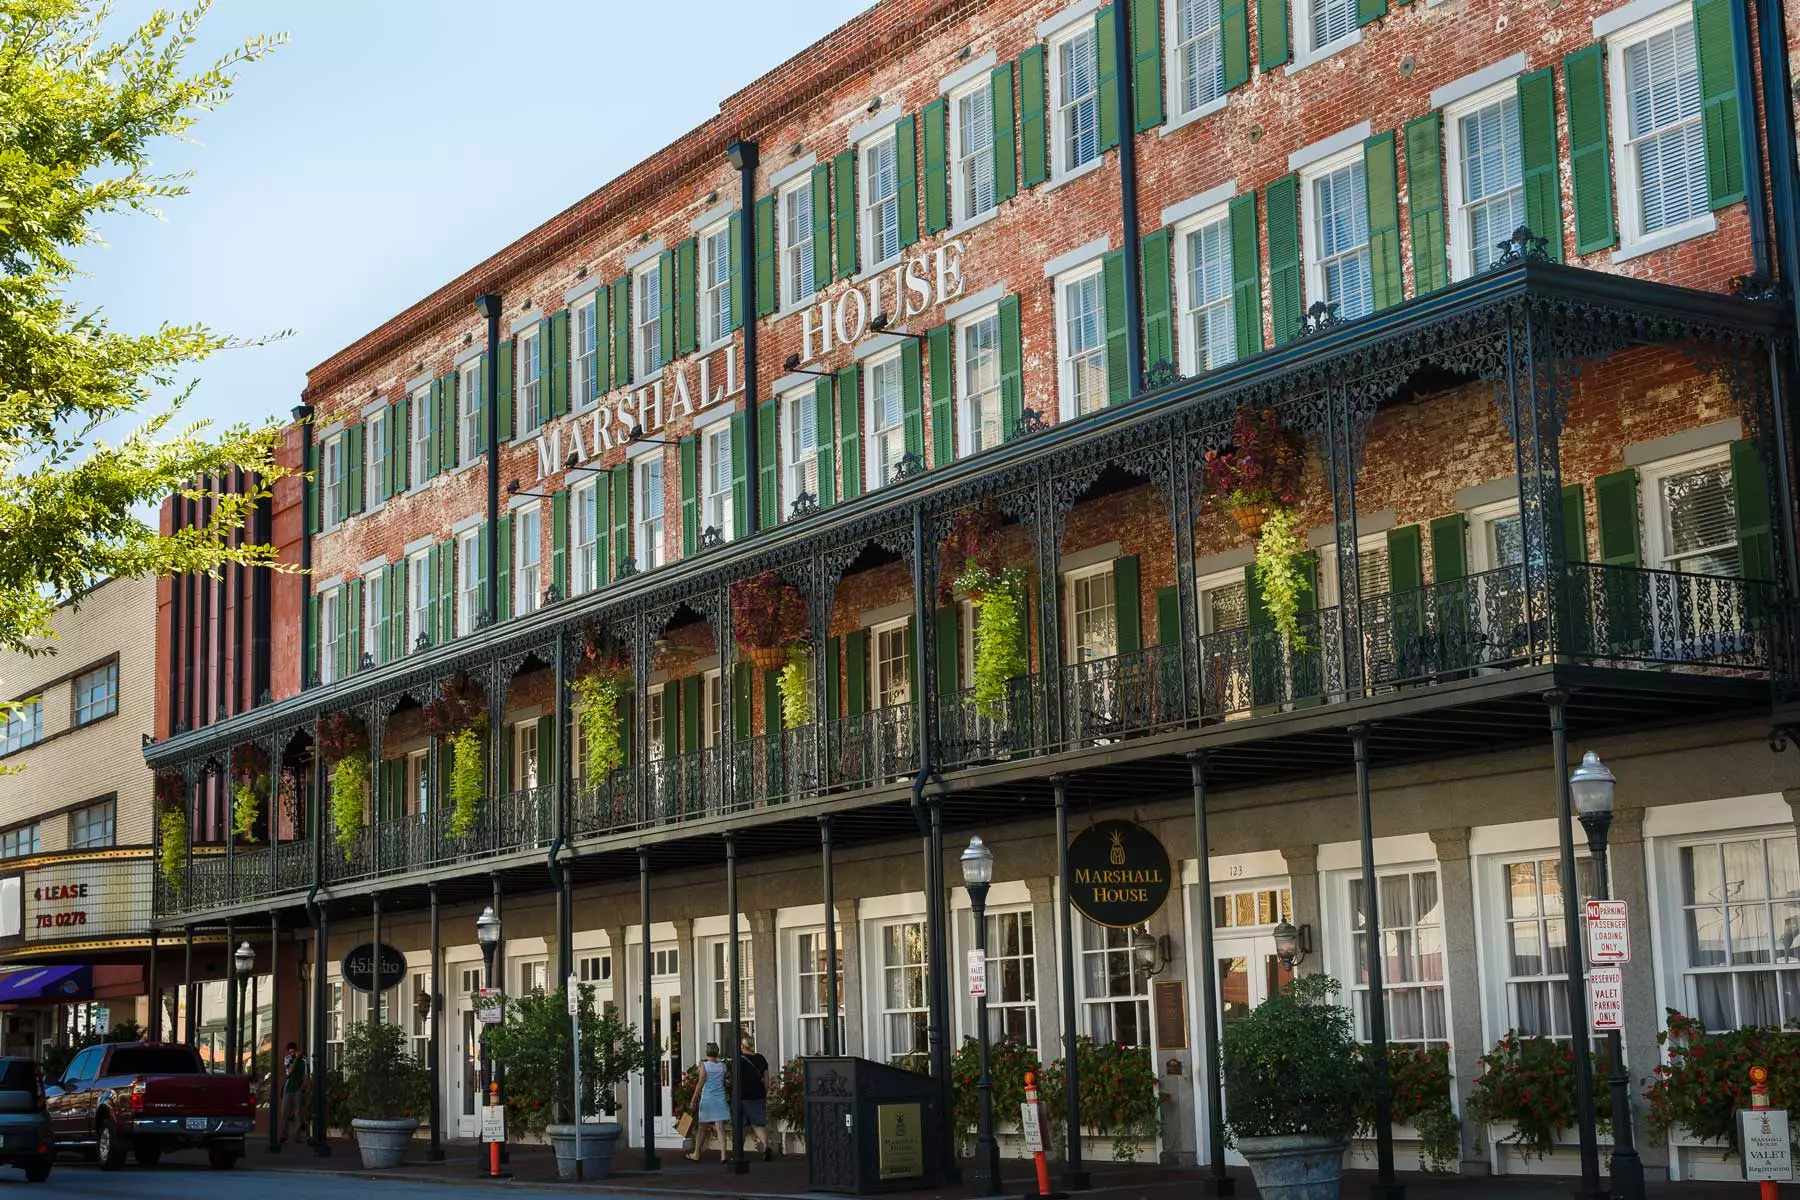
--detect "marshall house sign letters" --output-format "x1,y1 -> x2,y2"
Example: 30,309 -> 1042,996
1067,818 -> 1172,929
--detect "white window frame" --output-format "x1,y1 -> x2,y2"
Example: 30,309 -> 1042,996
410,383 -> 432,487
1443,80 -> 1528,281
456,531 -> 481,637
783,387 -> 819,515
869,616 -> 913,709
634,261 -> 664,380
1657,826 -> 1800,1032
703,424 -> 734,542
364,411 -> 386,513
636,454 -> 666,571
514,503 -> 542,617
949,79 -> 998,229
1,702 -> 39,756
1076,916 -> 1154,1047
362,568 -> 385,664
1291,0 -> 1362,69
512,718 -> 539,793
319,587 -> 342,685
458,360 -> 483,463
1063,561 -> 1118,663
704,935 -> 755,1049
1172,204 -> 1237,376
1607,7 -> 1717,262
572,480 -> 601,596
971,905 -> 1039,1050
72,662 -> 118,727
1165,0 -> 1229,129
1478,849 -> 1600,1040
1639,444 -> 1736,575
777,179 -> 817,312
572,295 -> 601,412
516,325 -> 543,437
1196,566 -> 1250,636
863,349 -> 908,490
1318,531 -> 1392,608
1048,23 -> 1104,182
1334,864 -> 1450,1048
700,221 -> 734,351
788,927 -> 845,1057
405,748 -> 429,819
1301,145 -> 1374,323
1054,263 -> 1108,421
956,305 -> 1004,459
702,668 -> 723,749
320,433 -> 344,529
408,550 -> 432,650
859,129 -> 903,273
877,918 -> 930,1060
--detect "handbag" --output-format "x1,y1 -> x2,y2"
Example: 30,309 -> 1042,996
676,1112 -> 694,1137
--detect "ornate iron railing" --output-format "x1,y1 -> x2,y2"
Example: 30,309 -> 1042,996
824,704 -> 916,790
937,676 -> 1037,768
1065,643 -> 1190,745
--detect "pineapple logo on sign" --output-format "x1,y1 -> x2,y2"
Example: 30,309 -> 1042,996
1109,830 -> 1126,866
1067,819 -> 1172,929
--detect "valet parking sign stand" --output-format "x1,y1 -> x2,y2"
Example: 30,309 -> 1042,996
1741,1065 -> 1794,1196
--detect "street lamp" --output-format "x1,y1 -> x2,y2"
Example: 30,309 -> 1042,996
475,906 -> 504,1178
233,942 -> 254,1077
1571,750 -> 1644,1200
960,836 -> 1001,1196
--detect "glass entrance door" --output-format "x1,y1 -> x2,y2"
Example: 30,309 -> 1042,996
629,946 -> 684,1149
449,966 -> 482,1139
1213,933 -> 1292,1165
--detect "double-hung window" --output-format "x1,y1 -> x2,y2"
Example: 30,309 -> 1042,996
321,434 -> 344,529
1178,211 -> 1237,373
951,83 -> 996,225
1498,855 -> 1599,1037
784,389 -> 819,511
701,223 -> 733,349
573,295 -> 601,411
1052,26 -> 1102,177
411,383 -> 432,485
319,588 -> 342,685
1446,88 -> 1526,277
1171,0 -> 1226,118
866,353 -> 907,488
880,920 -> 929,1058
456,532 -> 482,636
794,930 -> 845,1056
1304,152 -> 1374,322
708,938 -> 755,1047
779,181 -> 817,309
1347,869 -> 1446,1046
1676,833 -> 1800,1029
637,455 -> 665,570
1645,449 -> 1739,576
635,261 -> 664,378
1303,0 -> 1358,57
1614,14 -> 1709,249
861,132 -> 902,269
1057,267 -> 1108,419
514,505 -> 542,616
409,550 -> 432,649
646,683 -> 666,763
72,662 -> 118,727
703,425 -> 734,541
572,481 -> 600,595
1079,917 -> 1152,1045
365,411 -> 386,511
70,799 -> 115,850
2,701 -> 41,756
1065,563 -> 1118,663
871,619 -> 912,709
458,360 -> 483,463
363,569 -> 385,665
516,325 -> 542,436
979,909 -> 1038,1048
512,719 -> 539,793
958,310 -> 1003,456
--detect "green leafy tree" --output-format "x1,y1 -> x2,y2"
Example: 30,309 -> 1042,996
0,0 -> 287,661
487,986 -> 642,1138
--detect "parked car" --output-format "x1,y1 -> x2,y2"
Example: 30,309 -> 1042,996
45,1042 -> 255,1170
0,1058 -> 52,1181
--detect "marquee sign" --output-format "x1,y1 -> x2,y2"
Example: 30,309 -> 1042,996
1066,819 -> 1172,929
18,858 -> 152,943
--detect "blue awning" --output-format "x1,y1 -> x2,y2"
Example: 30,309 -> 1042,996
0,966 -> 90,1004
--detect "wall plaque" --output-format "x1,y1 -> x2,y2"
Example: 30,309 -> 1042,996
1154,979 -> 1189,1050
876,1102 -> 924,1180
1067,819 -> 1171,928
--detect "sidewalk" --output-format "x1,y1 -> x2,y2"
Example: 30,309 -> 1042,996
241,1138 -> 1789,1198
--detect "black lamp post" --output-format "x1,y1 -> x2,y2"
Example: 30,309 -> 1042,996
960,836 -> 1001,1195
1571,750 -> 1645,1200
233,942 -> 254,1077
476,905 -> 503,1177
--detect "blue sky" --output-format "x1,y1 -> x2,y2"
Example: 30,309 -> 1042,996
77,1 -> 866,439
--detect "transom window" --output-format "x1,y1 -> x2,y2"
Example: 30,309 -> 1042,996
862,133 -> 902,269
1079,918 -> 1152,1046
516,325 -> 542,435
1053,27 -> 1102,176
704,425 -> 734,542
780,181 -> 817,309
573,296 -> 601,410
1347,870 -> 1446,1047
1621,20 -> 1707,237
1067,565 -> 1117,662
959,311 -> 1003,456
1059,268 -> 1108,418
1455,95 -> 1525,275
881,920 -> 929,1058
1501,856 -> 1599,1038
1215,886 -> 1293,928
458,360 -> 483,463
514,504 -> 542,616
637,456 -> 666,570
784,390 -> 819,513
952,84 -> 996,225
1678,834 -> 1800,1030
1309,158 -> 1374,322
70,798 -> 115,850
1182,215 -> 1236,373
1174,0 -> 1225,116
457,531 -> 481,636
701,224 -> 733,348
72,662 -> 118,727
866,353 -> 907,488
635,262 -> 664,378
794,930 -> 845,1056
572,482 -> 601,596
1654,457 -> 1738,575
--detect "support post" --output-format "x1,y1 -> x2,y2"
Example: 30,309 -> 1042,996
312,901 -> 330,1156
428,882 -> 445,1161
147,928 -> 160,1042
1189,752 -> 1233,1195
371,893 -> 382,1027
183,924 -> 195,1047
268,912 -> 281,1153
821,816 -> 840,1055
1549,692 -> 1605,1198
727,832 -> 746,1173
1053,775 -> 1088,1190
1352,726 -> 1404,1200
225,916 -> 239,1071
926,799 -> 958,1184
640,846 -> 659,1172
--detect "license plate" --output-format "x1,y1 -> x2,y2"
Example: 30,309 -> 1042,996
184,1117 -> 208,1131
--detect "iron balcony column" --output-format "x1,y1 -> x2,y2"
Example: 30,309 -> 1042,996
428,883 -> 445,1161
821,816 -> 840,1055
268,913 -> 281,1153
1108,0 -> 1144,398
1352,726 -> 1403,1200
727,139 -> 761,535
1189,752 -> 1232,1195
371,893 -> 383,1027
224,916 -> 238,1071
640,846 -> 659,1171
1053,774 -> 1089,1190
312,901 -> 330,1157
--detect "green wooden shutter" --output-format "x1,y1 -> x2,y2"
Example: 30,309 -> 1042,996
1222,0 -> 1250,88
1364,132 -> 1403,311
1732,439 -> 1774,582
1112,556 -> 1142,654
1388,525 -> 1423,590
1155,586 -> 1181,646
658,249 -> 677,366
1594,470 -> 1641,567
660,686 -> 678,760
442,371 -> 459,468
424,544 -> 440,644
495,339 -> 515,442
379,404 -> 395,500
679,434 -> 699,557
611,276 -> 632,388
901,339 -> 925,462
1019,47 -> 1049,189
1258,0 -> 1290,69
754,198 -> 777,319
730,209 -> 747,332
1517,68 -> 1565,263
811,164 -> 834,290
375,564 -> 391,664
1357,0 -> 1386,27
675,240 -> 698,357
346,579 -> 364,674
730,410 -> 749,538
611,464 -> 631,575
1266,175 -> 1301,345
345,423 -> 365,516
1140,229 -> 1173,376
551,489 -> 569,598
1096,8 -> 1120,151
536,714 -> 556,787
814,378 -> 837,508
472,529 -> 486,632
1228,193 -> 1263,360
1102,250 -> 1129,405
895,115 -> 919,250
1695,0 -> 1747,208
1564,45 -> 1616,254
552,314 -> 572,420
762,668 -> 782,736
333,588 -> 349,684
837,364 -> 862,501
681,676 -> 701,757
992,64 -> 1018,205
999,293 -> 1023,436
758,398 -> 780,527
923,99 -> 949,235
935,606 -> 961,693
1131,0 -> 1163,130
1430,514 -> 1468,583
1405,114 -> 1448,295
1564,482 -> 1589,562
927,324 -> 953,466
906,617 -> 919,703
732,662 -> 752,740
587,295 -> 607,404
617,692 -> 634,765
833,151 -> 858,280
844,630 -> 868,716
496,514 -> 513,623
825,637 -> 842,719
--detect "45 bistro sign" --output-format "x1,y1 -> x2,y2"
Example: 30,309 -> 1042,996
1067,819 -> 1172,929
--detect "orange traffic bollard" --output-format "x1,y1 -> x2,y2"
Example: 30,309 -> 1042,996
1750,1066 -> 1779,1200
1024,1071 -> 1054,1199
488,1081 -> 502,1179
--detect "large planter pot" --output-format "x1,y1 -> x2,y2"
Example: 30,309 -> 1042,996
546,1121 -> 623,1179
351,1117 -> 419,1170
1237,1134 -> 1348,1200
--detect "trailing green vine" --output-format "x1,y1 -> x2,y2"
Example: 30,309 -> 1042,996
448,726 -> 485,837
1254,505 -> 1310,649
159,805 -> 188,893
572,672 -> 625,781
777,648 -> 813,729
330,752 -> 367,860
231,779 -> 262,843
956,563 -> 1029,718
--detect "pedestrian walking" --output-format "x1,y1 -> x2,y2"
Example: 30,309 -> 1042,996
737,1034 -> 772,1159
685,1043 -> 729,1162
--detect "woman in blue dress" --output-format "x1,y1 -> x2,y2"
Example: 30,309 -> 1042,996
685,1042 -> 730,1161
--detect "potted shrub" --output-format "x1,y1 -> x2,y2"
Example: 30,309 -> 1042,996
341,1019 -> 427,1169
1222,974 -> 1364,1198
732,572 -> 809,670
1204,406 -> 1310,645
489,985 -> 643,1178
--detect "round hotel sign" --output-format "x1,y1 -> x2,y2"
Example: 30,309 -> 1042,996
341,942 -> 408,994
1067,819 -> 1171,929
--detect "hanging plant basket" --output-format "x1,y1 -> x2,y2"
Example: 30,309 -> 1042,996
748,645 -> 789,671
732,572 -> 809,662
1230,501 -> 1273,538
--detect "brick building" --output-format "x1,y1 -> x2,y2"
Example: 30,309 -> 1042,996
148,0 -> 1800,1184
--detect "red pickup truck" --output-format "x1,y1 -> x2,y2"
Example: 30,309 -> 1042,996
45,1043 -> 256,1170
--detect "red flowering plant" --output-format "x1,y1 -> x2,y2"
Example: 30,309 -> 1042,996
423,671 -> 488,738
732,573 -> 810,666
1644,1009 -> 1800,1152
938,499 -> 1006,606
948,1036 -> 1041,1143
1357,1042 -> 1461,1172
766,1057 -> 808,1133
1468,1031 -> 1612,1159
315,711 -> 369,766
1039,1036 -> 1161,1162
